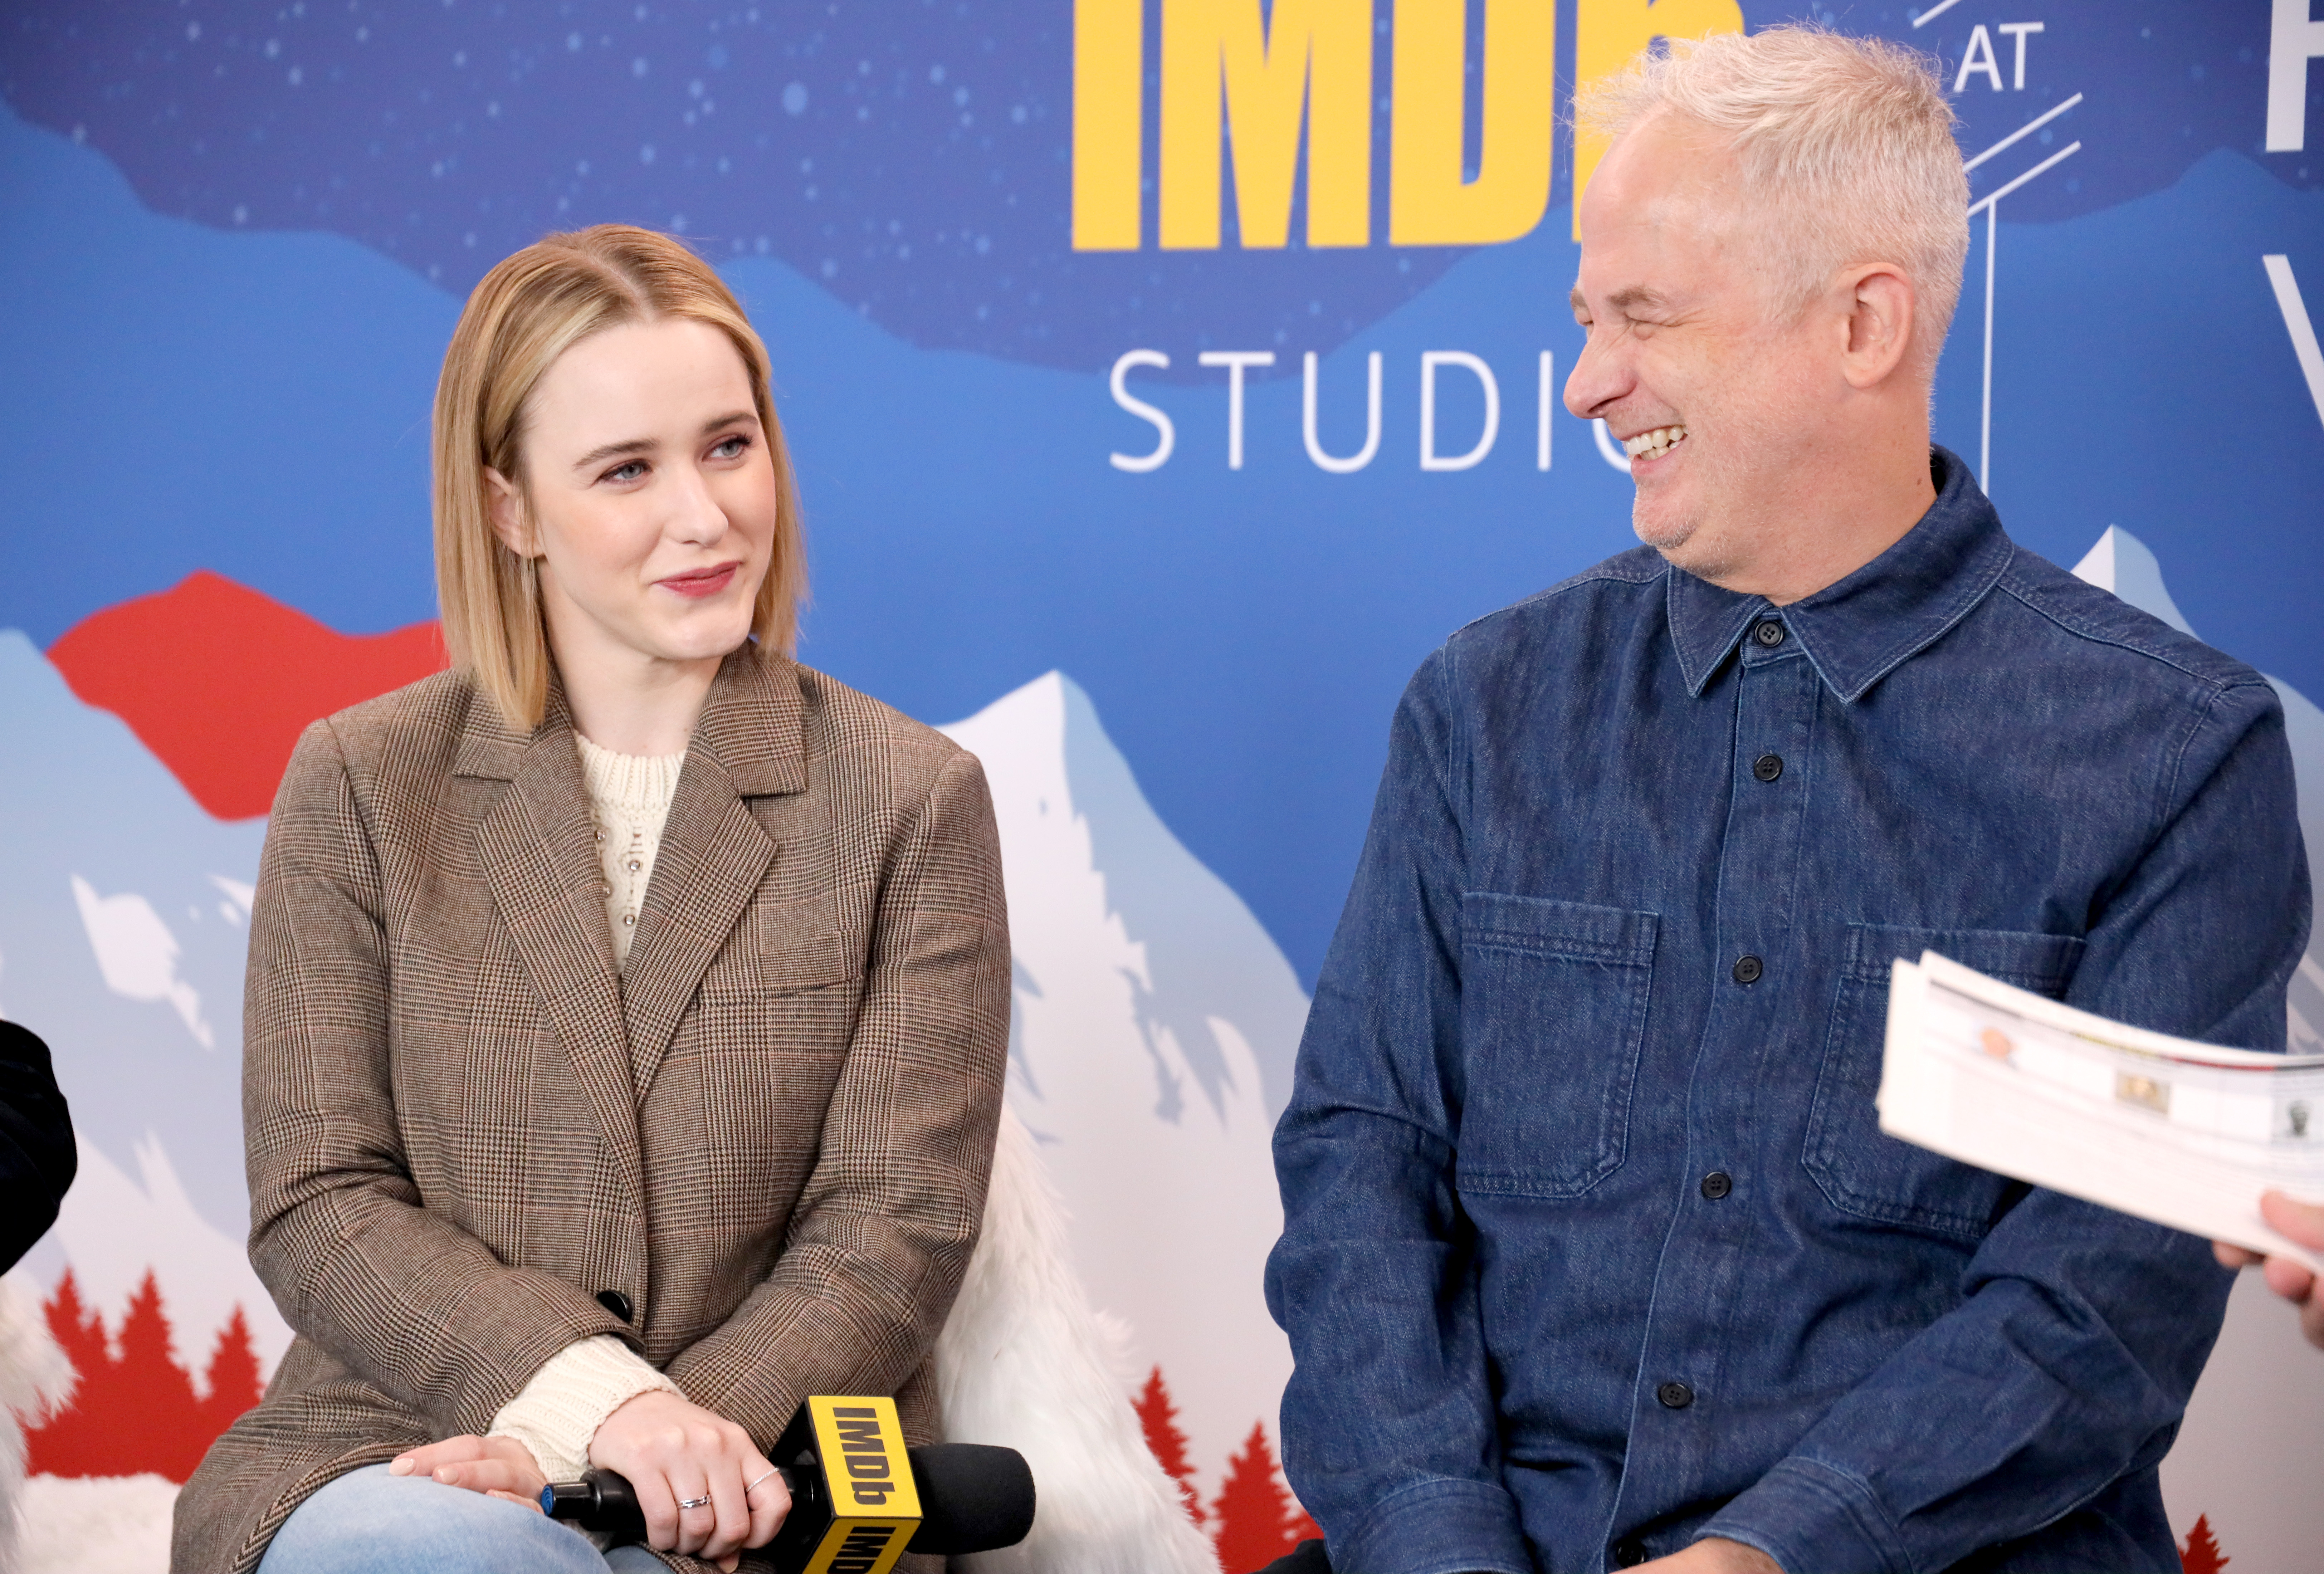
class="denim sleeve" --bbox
[1703,680,2313,1574]
[1265,650,1532,1574]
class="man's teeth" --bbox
[1624,425,1688,459]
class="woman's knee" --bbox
[258,1464,607,1574]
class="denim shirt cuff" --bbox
[1696,1456,1909,1574]
[1335,1476,1532,1574]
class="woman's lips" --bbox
[658,562,740,600]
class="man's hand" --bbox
[589,1388,790,1571]
[386,1433,547,1508]
[1633,1537,1786,1574]
[2214,1189,2324,1349]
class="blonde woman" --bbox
[173,226,1008,1574]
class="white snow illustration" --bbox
[940,672,1305,1491]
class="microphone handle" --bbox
[540,1465,803,1537]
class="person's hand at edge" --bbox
[387,1433,547,1505]
[589,1388,790,1571]
[1633,1536,1786,1574]
[2214,1190,2324,1349]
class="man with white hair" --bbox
[1268,26,2308,1574]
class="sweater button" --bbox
[596,1289,634,1323]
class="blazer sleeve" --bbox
[243,721,630,1436]
[667,745,1010,1436]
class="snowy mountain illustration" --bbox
[0,630,286,1372]
[2071,527,2324,1054]
[941,673,1307,1484]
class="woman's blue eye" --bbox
[606,460,647,483]
[712,436,750,459]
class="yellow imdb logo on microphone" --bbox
[801,1395,922,1574]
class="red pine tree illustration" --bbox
[115,1270,208,1478]
[24,1269,263,1483]
[196,1306,265,1444]
[1134,1366,1205,1526]
[23,1270,105,1475]
[2179,1514,2230,1574]
[1210,1421,1320,1572]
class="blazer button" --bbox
[596,1289,634,1323]
[1656,1380,1695,1409]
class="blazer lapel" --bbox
[620,646,806,1094]
[460,687,648,1211]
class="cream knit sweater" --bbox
[485,734,688,1479]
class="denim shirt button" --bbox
[1752,753,1784,782]
[1753,618,1787,646]
[1656,1380,1695,1409]
[1732,954,1764,985]
[1613,1538,1649,1567]
[1700,1170,1733,1200]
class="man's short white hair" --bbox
[1576,25,1970,363]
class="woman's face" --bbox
[487,316,778,679]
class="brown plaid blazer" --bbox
[172,646,1008,1572]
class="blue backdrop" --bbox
[5,2,2324,1557]
[4,0,2317,987]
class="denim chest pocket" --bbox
[1456,894,1659,1201]
[1803,923,2087,1243]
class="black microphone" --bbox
[542,1396,1034,1569]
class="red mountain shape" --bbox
[48,571,446,820]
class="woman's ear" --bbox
[483,468,533,557]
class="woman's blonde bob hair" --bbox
[433,223,806,732]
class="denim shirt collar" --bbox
[1664,446,2015,703]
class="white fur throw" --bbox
[0,1270,77,1574]
[935,1107,1222,1574]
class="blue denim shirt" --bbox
[1267,450,2310,1574]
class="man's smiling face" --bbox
[1564,113,1842,586]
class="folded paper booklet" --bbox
[1879,952,2324,1272]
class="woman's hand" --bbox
[2215,1189,2324,1349]
[589,1389,790,1569]
[386,1433,548,1509]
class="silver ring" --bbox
[677,1494,713,1510]
[744,1467,779,1496]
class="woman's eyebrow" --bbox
[572,435,655,471]
[572,411,757,471]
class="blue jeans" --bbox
[258,1464,672,1574]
